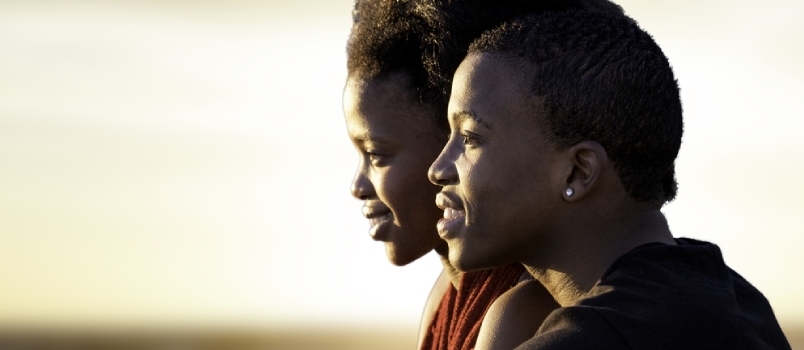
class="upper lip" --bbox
[362,202,391,219]
[435,192,464,211]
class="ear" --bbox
[561,141,608,202]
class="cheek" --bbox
[455,155,492,223]
[397,166,440,209]
[396,179,442,233]
[457,151,507,196]
[369,169,395,205]
[373,165,435,214]
[459,149,534,221]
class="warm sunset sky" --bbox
[0,0,802,330]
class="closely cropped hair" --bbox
[347,0,624,131]
[415,0,623,98]
[469,11,683,202]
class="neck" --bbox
[522,203,674,307]
[436,242,462,288]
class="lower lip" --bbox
[437,214,465,239]
[368,213,393,240]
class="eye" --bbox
[461,132,483,147]
[367,150,389,166]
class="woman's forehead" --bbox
[344,75,442,142]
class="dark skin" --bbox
[475,278,559,350]
[429,52,675,328]
[344,73,448,268]
[344,72,558,349]
[344,75,462,347]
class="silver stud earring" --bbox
[565,188,574,197]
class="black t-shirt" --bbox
[518,238,791,350]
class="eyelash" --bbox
[461,132,482,146]
[367,151,388,166]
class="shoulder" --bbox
[516,306,631,350]
[551,239,791,350]
[474,279,560,350]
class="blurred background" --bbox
[0,0,802,348]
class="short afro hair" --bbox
[469,11,683,203]
[347,0,439,107]
[346,0,624,131]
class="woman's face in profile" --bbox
[343,73,447,266]
[429,53,565,272]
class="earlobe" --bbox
[562,141,607,201]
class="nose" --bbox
[351,167,375,200]
[428,145,458,186]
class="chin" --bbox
[449,246,500,272]
[387,255,415,266]
[384,243,423,267]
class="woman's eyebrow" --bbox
[451,110,493,130]
[351,134,392,144]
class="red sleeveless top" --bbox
[420,263,526,350]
